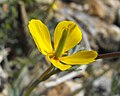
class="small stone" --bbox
[87,0,107,19]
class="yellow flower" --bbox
[28,19,98,71]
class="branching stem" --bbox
[22,52,120,96]
[96,52,120,59]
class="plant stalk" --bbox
[96,52,120,59]
[22,52,120,96]
[23,65,54,96]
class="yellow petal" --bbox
[46,55,71,71]
[28,19,53,55]
[60,50,98,65]
[54,21,82,54]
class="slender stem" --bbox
[23,65,54,96]
[96,52,120,59]
[42,68,61,81]
[22,52,120,96]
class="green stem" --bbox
[22,52,120,96]
[42,68,61,81]
[55,29,68,58]
[23,65,54,96]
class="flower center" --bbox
[49,53,59,60]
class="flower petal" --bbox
[46,55,71,71]
[60,50,98,65]
[28,19,53,55]
[54,21,82,54]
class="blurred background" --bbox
[0,0,120,96]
